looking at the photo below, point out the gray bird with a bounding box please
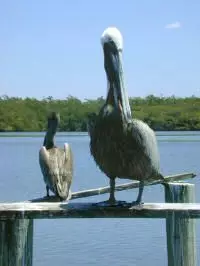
[39,112,73,201]
[88,27,164,206]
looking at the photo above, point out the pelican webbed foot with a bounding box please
[131,200,144,207]
[94,199,128,207]
[58,197,65,202]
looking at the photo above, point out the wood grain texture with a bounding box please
[0,219,33,266]
[0,202,199,219]
[165,183,196,266]
[0,173,195,266]
[24,219,33,266]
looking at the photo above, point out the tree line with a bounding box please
[0,94,200,132]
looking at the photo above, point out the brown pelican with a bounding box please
[88,27,164,206]
[39,112,73,201]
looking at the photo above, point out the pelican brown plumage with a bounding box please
[39,112,73,201]
[88,27,164,206]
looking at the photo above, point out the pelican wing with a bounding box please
[39,144,73,200]
[129,119,161,174]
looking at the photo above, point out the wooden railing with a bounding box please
[0,172,197,266]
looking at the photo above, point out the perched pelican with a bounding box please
[88,27,164,205]
[39,112,73,201]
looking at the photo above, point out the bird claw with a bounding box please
[113,200,128,207]
[131,201,144,209]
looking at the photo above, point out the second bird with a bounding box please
[39,112,73,201]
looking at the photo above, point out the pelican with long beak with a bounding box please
[88,27,164,205]
[39,112,73,201]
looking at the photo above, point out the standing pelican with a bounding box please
[39,112,73,201]
[88,27,164,205]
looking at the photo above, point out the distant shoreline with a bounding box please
[0,95,200,131]
[0,130,200,139]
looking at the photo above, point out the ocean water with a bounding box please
[0,131,199,266]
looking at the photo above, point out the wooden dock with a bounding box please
[0,172,198,266]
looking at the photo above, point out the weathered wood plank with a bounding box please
[24,219,33,266]
[30,172,196,203]
[0,202,199,219]
[0,219,33,266]
[165,183,196,266]
[71,172,196,200]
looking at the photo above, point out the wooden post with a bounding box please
[24,219,33,266]
[0,219,33,266]
[165,182,196,266]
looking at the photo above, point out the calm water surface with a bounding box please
[0,131,200,266]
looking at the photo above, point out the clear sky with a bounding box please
[0,0,200,100]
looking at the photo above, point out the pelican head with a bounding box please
[43,112,60,148]
[47,112,60,131]
[101,27,132,122]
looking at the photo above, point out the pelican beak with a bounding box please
[103,43,132,121]
[47,112,60,134]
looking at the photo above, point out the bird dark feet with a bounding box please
[59,197,65,202]
[94,199,128,207]
[45,193,50,198]
[46,186,50,197]
[131,200,144,208]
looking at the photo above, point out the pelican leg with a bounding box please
[46,186,50,197]
[132,180,144,206]
[107,178,127,205]
[94,178,127,207]
[108,178,116,204]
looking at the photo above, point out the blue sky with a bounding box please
[0,0,200,100]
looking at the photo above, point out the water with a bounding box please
[0,131,200,266]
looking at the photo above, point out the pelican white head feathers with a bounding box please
[101,27,123,51]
